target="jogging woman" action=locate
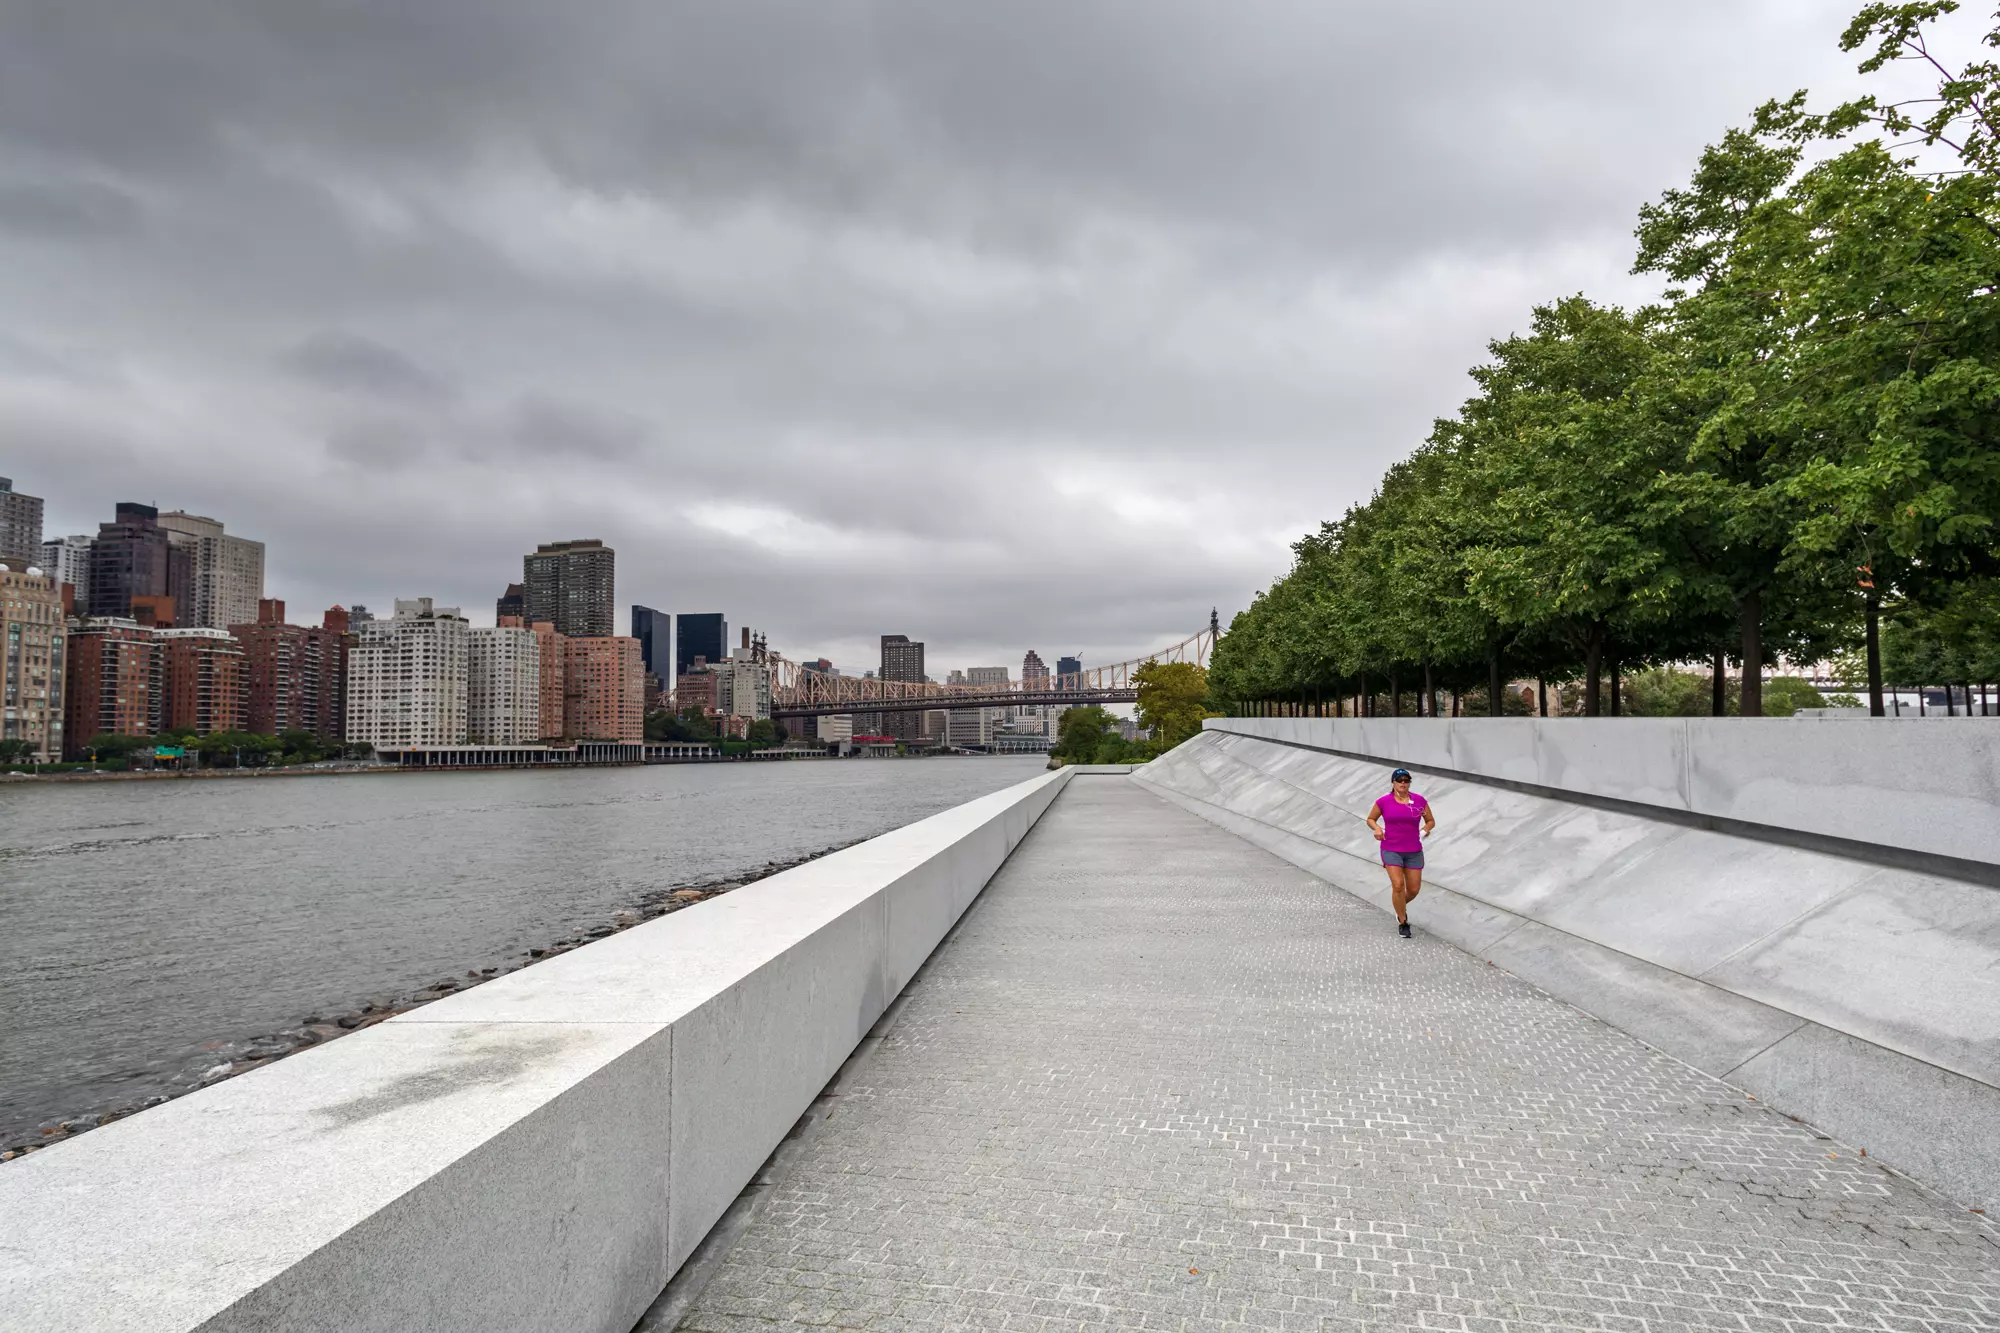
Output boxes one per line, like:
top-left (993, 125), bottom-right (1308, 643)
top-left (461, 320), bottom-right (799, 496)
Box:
top-left (1366, 767), bottom-right (1435, 938)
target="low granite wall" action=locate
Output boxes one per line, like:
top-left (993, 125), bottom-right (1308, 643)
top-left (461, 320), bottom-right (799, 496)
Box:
top-left (0, 767), bottom-right (1073, 1333)
top-left (1138, 722), bottom-right (2000, 1212)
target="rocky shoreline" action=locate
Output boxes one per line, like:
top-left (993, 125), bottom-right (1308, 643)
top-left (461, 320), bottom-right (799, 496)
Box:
top-left (0, 840), bottom-right (856, 1162)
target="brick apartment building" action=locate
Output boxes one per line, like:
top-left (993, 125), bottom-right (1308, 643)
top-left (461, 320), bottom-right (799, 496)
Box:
top-left (64, 620), bottom-right (163, 756)
top-left (157, 629), bottom-right (246, 735)
top-left (564, 636), bottom-right (644, 743)
top-left (0, 564), bottom-right (65, 761)
top-left (230, 599), bottom-right (351, 743)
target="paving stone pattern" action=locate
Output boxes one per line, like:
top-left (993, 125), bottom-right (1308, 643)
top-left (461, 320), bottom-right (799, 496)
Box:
top-left (681, 778), bottom-right (2000, 1332)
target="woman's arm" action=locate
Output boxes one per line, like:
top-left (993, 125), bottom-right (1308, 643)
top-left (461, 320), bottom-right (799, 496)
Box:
top-left (1366, 800), bottom-right (1385, 840)
top-left (1421, 803), bottom-right (1437, 837)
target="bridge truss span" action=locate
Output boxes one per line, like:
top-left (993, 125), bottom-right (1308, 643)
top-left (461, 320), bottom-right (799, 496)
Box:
top-left (770, 622), bottom-right (1216, 720)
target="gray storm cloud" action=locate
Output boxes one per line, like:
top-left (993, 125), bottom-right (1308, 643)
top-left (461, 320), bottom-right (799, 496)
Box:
top-left (0, 1), bottom-right (1894, 670)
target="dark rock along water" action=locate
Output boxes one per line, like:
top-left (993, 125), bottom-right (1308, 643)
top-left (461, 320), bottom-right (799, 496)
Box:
top-left (0, 756), bottom-right (1048, 1150)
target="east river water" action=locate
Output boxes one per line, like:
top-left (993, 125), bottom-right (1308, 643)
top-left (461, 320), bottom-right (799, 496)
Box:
top-left (0, 756), bottom-right (1048, 1151)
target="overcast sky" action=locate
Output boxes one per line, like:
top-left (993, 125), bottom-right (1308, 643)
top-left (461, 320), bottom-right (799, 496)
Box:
top-left (0, 2), bottom-right (1959, 674)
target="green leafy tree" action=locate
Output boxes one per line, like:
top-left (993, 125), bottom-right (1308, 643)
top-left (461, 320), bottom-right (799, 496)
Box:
top-left (1133, 661), bottom-right (1216, 749)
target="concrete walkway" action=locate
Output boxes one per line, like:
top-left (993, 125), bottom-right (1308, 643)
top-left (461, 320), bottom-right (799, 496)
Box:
top-left (680, 777), bottom-right (1999, 1333)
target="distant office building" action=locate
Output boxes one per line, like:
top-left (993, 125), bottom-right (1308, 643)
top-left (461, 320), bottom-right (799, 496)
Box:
top-left (469, 623), bottom-right (543, 745)
top-left (946, 708), bottom-right (991, 748)
top-left (817, 714), bottom-right (854, 744)
top-left (880, 634), bottom-right (926, 743)
top-left (564, 636), bottom-right (644, 743)
top-left (157, 628), bottom-right (247, 736)
top-left (158, 512), bottom-right (265, 630)
top-left (496, 583), bottom-right (526, 624)
top-left (230, 600), bottom-right (351, 743)
top-left (529, 621), bottom-right (568, 741)
top-left (674, 659), bottom-right (718, 716)
top-left (631, 605), bottom-right (669, 683)
top-left (41, 534), bottom-right (93, 614)
top-left (87, 503), bottom-right (187, 622)
top-left (346, 598), bottom-right (470, 749)
top-left (1022, 650), bottom-right (1049, 688)
top-left (1056, 655), bottom-right (1083, 681)
top-left (349, 604), bottom-right (374, 626)
top-left (675, 612), bottom-right (726, 677)
top-left (1018, 650), bottom-right (1051, 735)
top-left (64, 619), bottom-right (163, 755)
top-left (800, 658), bottom-right (835, 675)
top-left (0, 479), bottom-right (44, 568)
top-left (1, 565), bottom-right (65, 761)
top-left (524, 539), bottom-right (615, 637)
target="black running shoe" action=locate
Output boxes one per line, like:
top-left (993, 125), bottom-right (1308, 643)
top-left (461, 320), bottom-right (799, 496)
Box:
top-left (1398, 921), bottom-right (1412, 939)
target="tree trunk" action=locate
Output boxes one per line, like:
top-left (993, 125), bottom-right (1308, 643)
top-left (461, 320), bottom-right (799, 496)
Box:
top-left (1391, 667), bottom-right (1402, 718)
top-left (1610, 658), bottom-right (1622, 716)
top-left (1711, 649), bottom-right (1726, 716)
top-left (1739, 589), bottom-right (1764, 717)
top-left (1865, 590), bottom-right (1885, 717)
top-left (1425, 662), bottom-right (1438, 719)
top-left (1487, 635), bottom-right (1504, 717)
top-left (1537, 677), bottom-right (1547, 717)
top-left (1583, 625), bottom-right (1604, 717)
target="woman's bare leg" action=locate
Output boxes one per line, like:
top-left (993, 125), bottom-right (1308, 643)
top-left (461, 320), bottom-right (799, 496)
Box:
top-left (1387, 864), bottom-right (1409, 923)
top-left (1405, 868), bottom-right (1422, 903)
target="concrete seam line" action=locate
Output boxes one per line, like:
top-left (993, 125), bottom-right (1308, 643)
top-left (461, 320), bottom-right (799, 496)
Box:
top-left (1692, 869), bottom-right (1889, 983)
top-left (1227, 731), bottom-right (2000, 889)
top-left (1715, 1016), bottom-right (1817, 1084)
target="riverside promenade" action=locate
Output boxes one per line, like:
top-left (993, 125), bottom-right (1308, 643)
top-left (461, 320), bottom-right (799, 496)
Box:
top-left (679, 778), bottom-right (1999, 1333)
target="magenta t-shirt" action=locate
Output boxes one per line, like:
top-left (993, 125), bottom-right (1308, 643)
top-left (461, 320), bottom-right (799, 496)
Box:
top-left (1373, 792), bottom-right (1428, 853)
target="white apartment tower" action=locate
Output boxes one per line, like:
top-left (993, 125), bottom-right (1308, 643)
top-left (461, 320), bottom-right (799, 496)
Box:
top-left (345, 597), bottom-right (469, 749)
top-left (158, 511), bottom-right (265, 630)
top-left (41, 534), bottom-right (94, 610)
top-left (715, 648), bottom-right (773, 721)
top-left (468, 624), bottom-right (542, 745)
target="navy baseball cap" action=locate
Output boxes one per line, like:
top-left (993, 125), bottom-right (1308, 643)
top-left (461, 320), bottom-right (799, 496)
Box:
top-left (1391, 768), bottom-right (1412, 781)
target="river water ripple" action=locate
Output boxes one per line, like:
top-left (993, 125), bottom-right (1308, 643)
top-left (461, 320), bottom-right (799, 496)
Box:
top-left (0, 756), bottom-right (1047, 1150)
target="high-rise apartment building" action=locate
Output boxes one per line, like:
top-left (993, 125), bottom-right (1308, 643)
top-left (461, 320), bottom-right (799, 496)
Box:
top-left (0, 478), bottom-right (44, 568)
top-left (231, 600), bottom-right (351, 743)
top-left (157, 629), bottom-right (247, 736)
top-left (675, 613), bottom-right (726, 677)
top-left (495, 583), bottom-right (525, 624)
top-left (345, 598), bottom-right (470, 749)
top-left (1, 565), bottom-right (65, 761)
top-left (563, 636), bottom-right (644, 742)
top-left (64, 619), bottom-right (163, 755)
top-left (158, 512), bottom-right (265, 630)
top-left (87, 503), bottom-right (187, 622)
top-left (631, 605), bottom-right (668, 688)
top-left (524, 539), bottom-right (615, 637)
top-left (469, 623), bottom-right (542, 744)
top-left (1022, 650), bottom-right (1049, 688)
top-left (41, 535), bottom-right (93, 613)
top-left (524, 621), bottom-right (567, 740)
top-left (715, 648), bottom-right (773, 722)
top-left (966, 665), bottom-right (1012, 733)
top-left (879, 634), bottom-right (926, 743)
top-left (674, 660), bottom-right (718, 716)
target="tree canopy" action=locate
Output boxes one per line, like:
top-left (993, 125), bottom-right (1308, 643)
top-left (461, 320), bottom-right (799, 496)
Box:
top-left (1211, 3), bottom-right (2000, 717)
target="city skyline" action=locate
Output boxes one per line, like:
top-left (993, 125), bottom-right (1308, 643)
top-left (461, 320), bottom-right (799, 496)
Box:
top-left (7, 5), bottom-right (1946, 678)
top-left (21, 475), bottom-right (1157, 682)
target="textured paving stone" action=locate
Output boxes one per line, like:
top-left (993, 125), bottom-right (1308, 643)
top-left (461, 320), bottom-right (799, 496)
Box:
top-left (680, 778), bottom-right (2000, 1332)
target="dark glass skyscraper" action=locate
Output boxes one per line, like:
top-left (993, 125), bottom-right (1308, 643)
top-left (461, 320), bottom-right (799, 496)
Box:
top-left (675, 612), bottom-right (726, 676)
top-left (1056, 655), bottom-right (1083, 680)
top-left (631, 605), bottom-right (668, 681)
top-left (523, 539), bottom-right (614, 637)
top-left (86, 502), bottom-right (187, 622)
